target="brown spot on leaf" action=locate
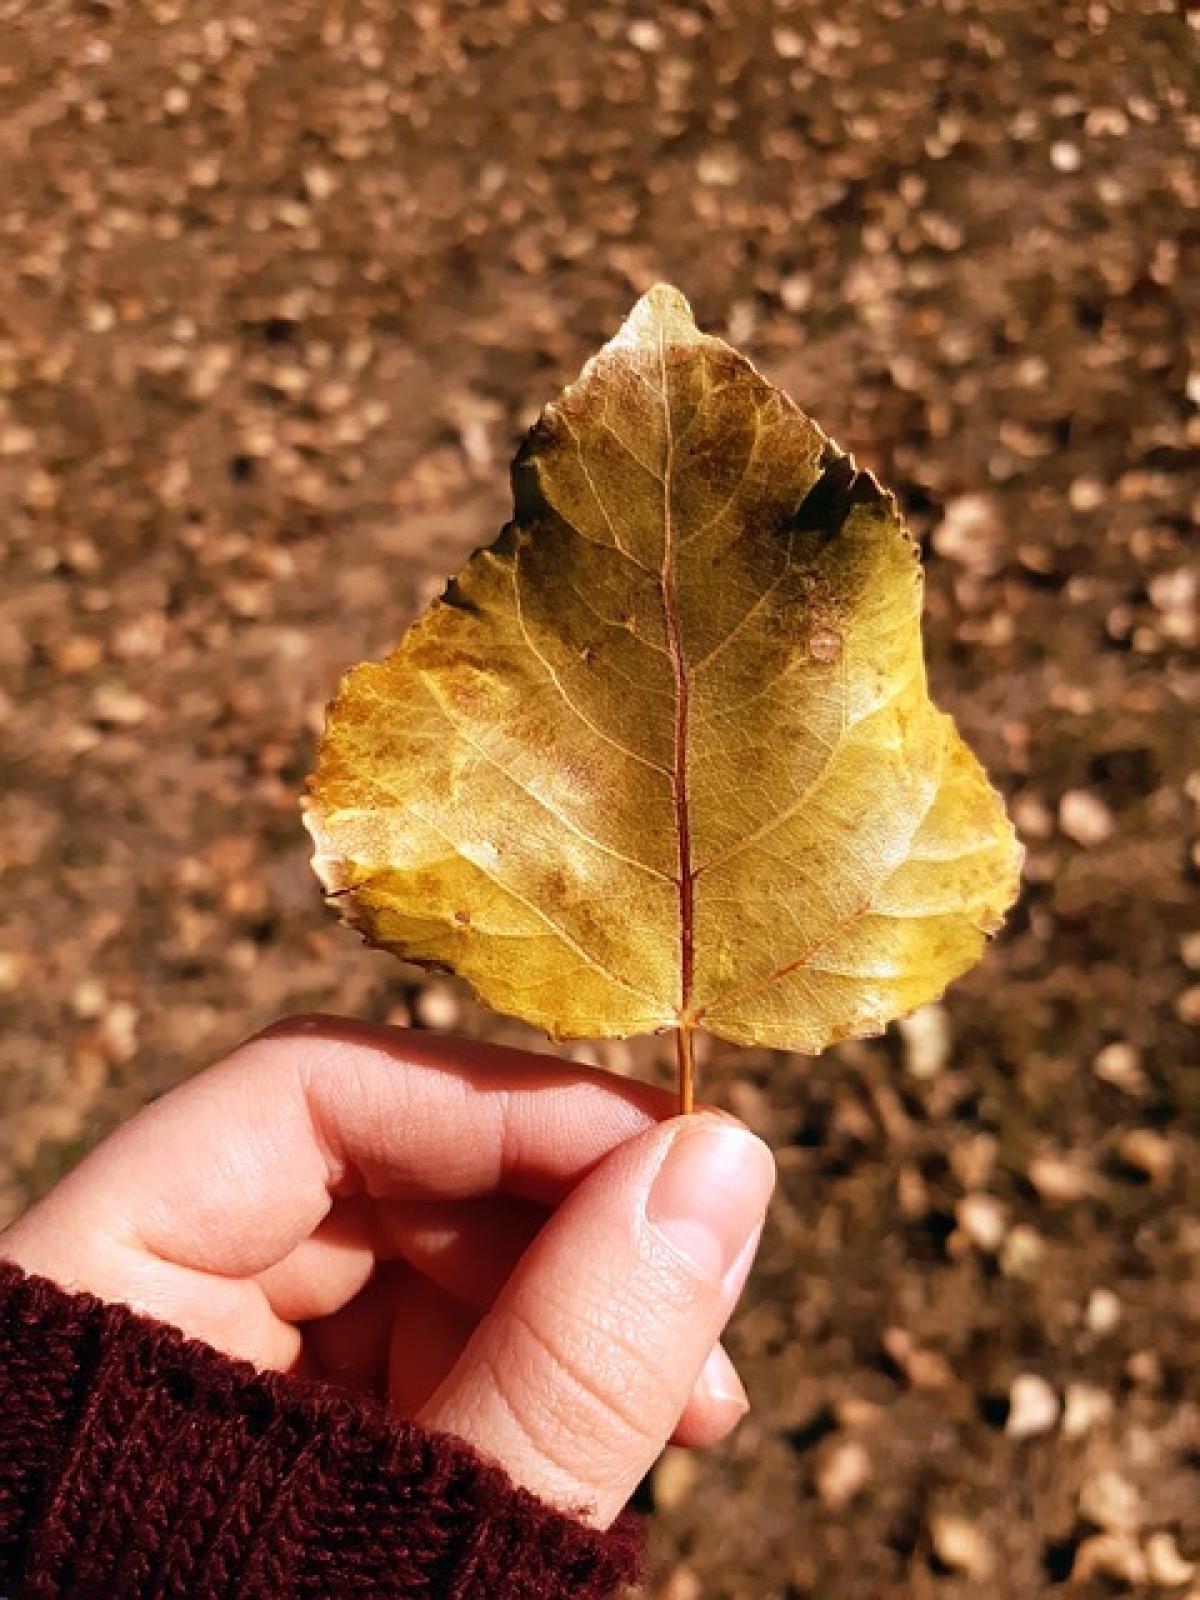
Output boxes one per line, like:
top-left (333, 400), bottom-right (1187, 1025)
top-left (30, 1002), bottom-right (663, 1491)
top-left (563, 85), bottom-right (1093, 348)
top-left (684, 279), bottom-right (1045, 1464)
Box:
top-left (808, 627), bottom-right (843, 664)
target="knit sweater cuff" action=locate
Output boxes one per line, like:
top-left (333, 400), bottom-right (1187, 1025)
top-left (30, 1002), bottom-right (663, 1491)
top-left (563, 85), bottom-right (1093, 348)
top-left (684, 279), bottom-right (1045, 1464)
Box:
top-left (0, 1263), bottom-right (641, 1599)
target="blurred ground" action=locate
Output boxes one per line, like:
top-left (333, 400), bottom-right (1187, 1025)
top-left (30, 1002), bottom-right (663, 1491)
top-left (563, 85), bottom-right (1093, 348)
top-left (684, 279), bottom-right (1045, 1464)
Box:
top-left (1, 0), bottom-right (1198, 1594)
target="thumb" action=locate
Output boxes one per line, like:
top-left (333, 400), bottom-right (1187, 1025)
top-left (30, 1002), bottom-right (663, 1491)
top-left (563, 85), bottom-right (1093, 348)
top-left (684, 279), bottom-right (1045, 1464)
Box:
top-left (418, 1115), bottom-right (775, 1528)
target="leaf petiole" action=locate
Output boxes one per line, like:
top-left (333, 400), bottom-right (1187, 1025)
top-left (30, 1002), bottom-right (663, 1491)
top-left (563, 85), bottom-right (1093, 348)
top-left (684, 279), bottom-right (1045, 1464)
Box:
top-left (676, 1024), bottom-right (695, 1116)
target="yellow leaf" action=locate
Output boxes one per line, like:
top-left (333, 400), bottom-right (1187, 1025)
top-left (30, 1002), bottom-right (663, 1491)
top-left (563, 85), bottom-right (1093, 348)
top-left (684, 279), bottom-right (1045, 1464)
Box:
top-left (305, 285), bottom-right (1021, 1061)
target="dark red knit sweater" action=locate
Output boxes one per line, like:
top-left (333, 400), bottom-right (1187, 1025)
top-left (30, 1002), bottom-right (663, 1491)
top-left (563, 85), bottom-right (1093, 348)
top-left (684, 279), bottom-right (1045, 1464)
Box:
top-left (0, 1264), bottom-right (642, 1599)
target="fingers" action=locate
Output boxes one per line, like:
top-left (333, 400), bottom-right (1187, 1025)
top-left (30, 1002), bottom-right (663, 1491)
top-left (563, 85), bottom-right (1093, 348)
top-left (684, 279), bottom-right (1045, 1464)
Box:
top-left (10, 1016), bottom-right (676, 1280)
top-left (673, 1344), bottom-right (750, 1449)
top-left (387, 1273), bottom-right (478, 1416)
top-left (1, 1013), bottom-right (768, 1482)
top-left (371, 1194), bottom-right (549, 1308)
top-left (261, 1191), bottom-right (752, 1448)
top-left (418, 1115), bottom-right (775, 1528)
top-left (302, 1260), bottom-right (408, 1395)
top-left (252, 1193), bottom-right (543, 1325)
top-left (253, 1196), bottom-right (380, 1322)
top-left (374, 1196), bottom-right (753, 1450)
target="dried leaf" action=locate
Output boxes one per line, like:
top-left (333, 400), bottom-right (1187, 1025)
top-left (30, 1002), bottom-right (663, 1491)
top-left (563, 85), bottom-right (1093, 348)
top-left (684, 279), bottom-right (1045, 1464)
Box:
top-left (305, 286), bottom-right (1020, 1057)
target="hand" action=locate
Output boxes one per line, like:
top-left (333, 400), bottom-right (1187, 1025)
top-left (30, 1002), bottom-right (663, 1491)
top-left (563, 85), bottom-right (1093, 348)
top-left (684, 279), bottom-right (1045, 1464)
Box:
top-left (0, 1015), bottom-right (775, 1528)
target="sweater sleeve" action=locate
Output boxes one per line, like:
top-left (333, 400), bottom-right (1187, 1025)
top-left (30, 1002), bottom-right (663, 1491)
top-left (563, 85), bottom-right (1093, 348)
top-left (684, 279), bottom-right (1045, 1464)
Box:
top-left (0, 1263), bottom-right (642, 1600)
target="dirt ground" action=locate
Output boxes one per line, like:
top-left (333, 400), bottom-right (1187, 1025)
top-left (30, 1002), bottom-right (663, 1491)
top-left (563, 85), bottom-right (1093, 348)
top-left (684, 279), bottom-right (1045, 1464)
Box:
top-left (1, 1), bottom-right (1198, 1594)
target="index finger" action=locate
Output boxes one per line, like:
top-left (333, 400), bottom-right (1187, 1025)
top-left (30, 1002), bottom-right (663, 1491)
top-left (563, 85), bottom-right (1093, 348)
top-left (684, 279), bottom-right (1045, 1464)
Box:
top-left (35, 1014), bottom-right (676, 1278)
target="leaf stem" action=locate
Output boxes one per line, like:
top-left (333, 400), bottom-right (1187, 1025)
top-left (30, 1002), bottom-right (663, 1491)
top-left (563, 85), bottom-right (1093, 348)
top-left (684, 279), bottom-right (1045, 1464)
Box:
top-left (676, 1024), bottom-right (695, 1116)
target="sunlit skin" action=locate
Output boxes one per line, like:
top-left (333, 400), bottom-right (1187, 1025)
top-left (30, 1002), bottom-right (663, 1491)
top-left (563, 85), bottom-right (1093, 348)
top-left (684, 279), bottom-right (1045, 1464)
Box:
top-left (1, 1014), bottom-right (775, 1530)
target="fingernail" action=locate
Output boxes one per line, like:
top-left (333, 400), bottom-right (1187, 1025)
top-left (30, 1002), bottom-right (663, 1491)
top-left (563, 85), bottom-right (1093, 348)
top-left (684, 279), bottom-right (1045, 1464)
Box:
top-left (723, 1222), bottom-right (764, 1299)
top-left (697, 1344), bottom-right (749, 1421)
top-left (646, 1121), bottom-right (775, 1282)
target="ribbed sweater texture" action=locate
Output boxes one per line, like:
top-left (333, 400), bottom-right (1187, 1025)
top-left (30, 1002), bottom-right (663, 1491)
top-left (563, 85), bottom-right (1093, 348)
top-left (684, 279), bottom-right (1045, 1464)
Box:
top-left (0, 1263), bottom-right (641, 1598)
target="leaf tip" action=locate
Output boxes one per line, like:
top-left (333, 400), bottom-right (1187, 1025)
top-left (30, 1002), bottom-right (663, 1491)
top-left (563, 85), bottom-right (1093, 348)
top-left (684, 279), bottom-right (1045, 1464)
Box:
top-left (617, 282), bottom-right (701, 349)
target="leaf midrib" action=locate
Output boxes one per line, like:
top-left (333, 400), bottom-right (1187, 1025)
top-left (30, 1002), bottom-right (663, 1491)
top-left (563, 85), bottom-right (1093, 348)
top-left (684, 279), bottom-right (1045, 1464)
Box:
top-left (657, 325), bottom-right (696, 1026)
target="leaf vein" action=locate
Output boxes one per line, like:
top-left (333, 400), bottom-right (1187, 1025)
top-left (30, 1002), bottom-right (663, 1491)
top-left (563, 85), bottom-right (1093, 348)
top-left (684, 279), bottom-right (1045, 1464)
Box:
top-left (401, 797), bottom-right (667, 1009)
top-left (690, 536), bottom-right (798, 675)
top-left (416, 675), bottom-right (674, 882)
top-left (678, 444), bottom-right (757, 550)
top-left (561, 575), bottom-right (671, 660)
top-left (695, 652), bottom-right (913, 880)
top-left (511, 558), bottom-right (673, 778)
top-left (599, 413), bottom-right (666, 481)
top-left (557, 410), bottom-right (652, 571)
top-left (698, 745), bottom-right (946, 1016)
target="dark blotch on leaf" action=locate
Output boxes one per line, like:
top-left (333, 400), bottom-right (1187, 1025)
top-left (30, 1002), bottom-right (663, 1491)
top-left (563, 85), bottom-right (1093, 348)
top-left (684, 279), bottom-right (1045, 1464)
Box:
top-left (788, 449), bottom-right (874, 540)
top-left (440, 578), bottom-right (481, 616)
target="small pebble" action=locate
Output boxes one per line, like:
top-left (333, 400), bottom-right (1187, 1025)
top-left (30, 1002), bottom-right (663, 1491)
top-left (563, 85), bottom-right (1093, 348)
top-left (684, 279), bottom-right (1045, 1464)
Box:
top-left (1073, 1532), bottom-right (1146, 1585)
top-left (1148, 567), bottom-right (1197, 617)
top-left (1061, 1382), bottom-right (1114, 1439)
top-left (1085, 1287), bottom-right (1122, 1335)
top-left (929, 1512), bottom-right (994, 1579)
top-left (1059, 789), bottom-right (1115, 846)
top-left (816, 1438), bottom-right (872, 1510)
top-left (1051, 140), bottom-right (1082, 172)
top-left (1145, 1531), bottom-right (1197, 1588)
top-left (628, 18), bottom-right (665, 51)
top-left (883, 1327), bottom-right (953, 1390)
top-left (71, 978), bottom-right (108, 1019)
top-left (658, 1566), bottom-right (703, 1600)
top-left (98, 1000), bottom-right (139, 1064)
top-left (1001, 1225), bottom-right (1046, 1279)
top-left (779, 272), bottom-right (812, 312)
top-left (1029, 1153), bottom-right (1091, 1204)
top-left (772, 25), bottom-right (806, 58)
top-left (1069, 475), bottom-right (1105, 511)
top-left (1006, 1373), bottom-right (1059, 1438)
top-left (1079, 1469), bottom-right (1140, 1532)
top-left (932, 494), bottom-right (1003, 574)
top-left (897, 1164), bottom-right (929, 1218)
top-left (957, 1193), bottom-right (1008, 1253)
top-left (414, 983), bottom-right (461, 1031)
top-left (653, 1448), bottom-right (699, 1512)
top-left (834, 1395), bottom-right (884, 1429)
top-left (1126, 1349), bottom-right (1163, 1389)
top-left (302, 164), bottom-right (336, 201)
top-left (1117, 1128), bottom-right (1174, 1183)
top-left (897, 1003), bottom-right (950, 1079)
top-left (1093, 1041), bottom-right (1147, 1095)
top-left (950, 1133), bottom-right (997, 1190)
top-left (90, 683), bottom-right (151, 727)
top-left (696, 147), bottom-right (740, 187)
top-left (1012, 791), bottom-right (1055, 840)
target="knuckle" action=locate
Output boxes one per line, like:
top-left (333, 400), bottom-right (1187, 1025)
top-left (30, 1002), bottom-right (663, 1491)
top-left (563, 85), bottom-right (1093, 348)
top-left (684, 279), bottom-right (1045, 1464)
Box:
top-left (500, 1295), bottom-right (667, 1469)
top-left (249, 1011), bottom-right (341, 1044)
